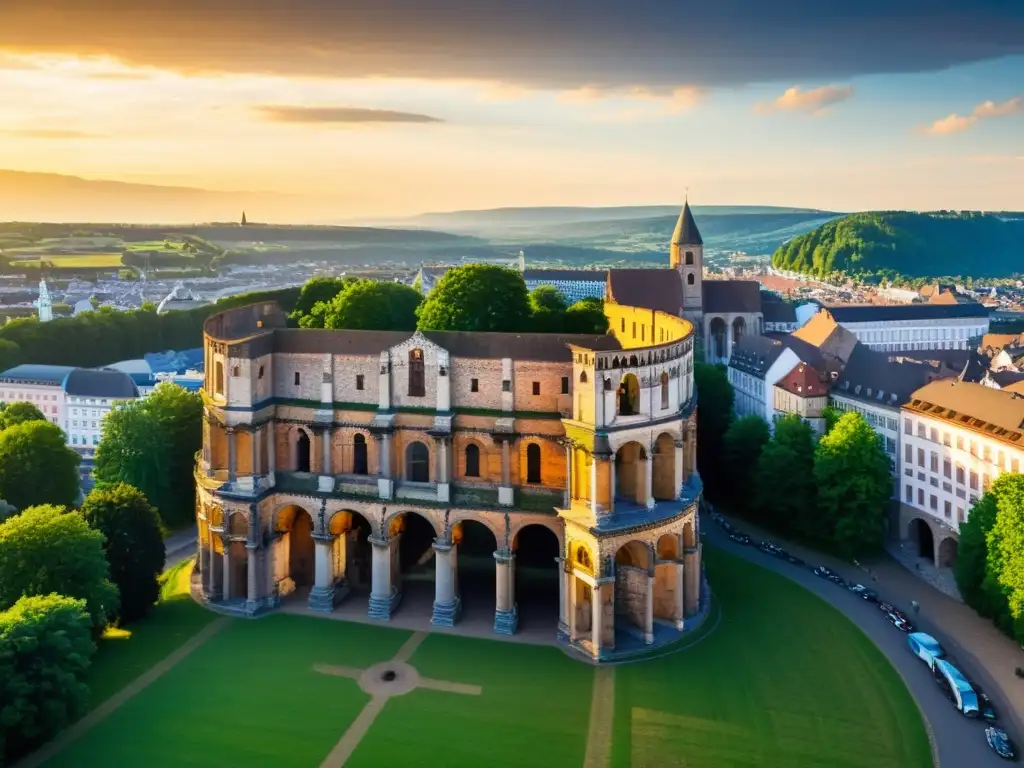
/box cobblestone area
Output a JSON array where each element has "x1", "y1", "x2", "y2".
[{"x1": 885, "y1": 541, "x2": 963, "y2": 602}]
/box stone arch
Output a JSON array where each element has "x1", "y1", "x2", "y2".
[
  {"x1": 513, "y1": 523, "x2": 561, "y2": 630},
  {"x1": 732, "y1": 317, "x2": 746, "y2": 346},
  {"x1": 452, "y1": 518, "x2": 499, "y2": 616},
  {"x1": 579, "y1": 370, "x2": 588, "y2": 383},
  {"x1": 290, "y1": 425, "x2": 313, "y2": 473},
  {"x1": 908, "y1": 517, "x2": 935, "y2": 561},
  {"x1": 656, "y1": 533, "x2": 679, "y2": 560},
  {"x1": 653, "y1": 432, "x2": 676, "y2": 501},
  {"x1": 615, "y1": 441, "x2": 647, "y2": 505},
  {"x1": 463, "y1": 440, "x2": 483, "y2": 479},
  {"x1": 660, "y1": 371, "x2": 670, "y2": 409},
  {"x1": 629, "y1": 354, "x2": 639, "y2": 367},
  {"x1": 329, "y1": 509, "x2": 373, "y2": 592},
  {"x1": 615, "y1": 540, "x2": 651, "y2": 570},
  {"x1": 214, "y1": 361, "x2": 225, "y2": 396},
  {"x1": 618, "y1": 373, "x2": 640, "y2": 416},
  {"x1": 276, "y1": 504, "x2": 315, "y2": 588},
  {"x1": 352, "y1": 433, "x2": 369, "y2": 475},
  {"x1": 392, "y1": 510, "x2": 441, "y2": 593},
  {"x1": 709, "y1": 317, "x2": 727, "y2": 360},
  {"x1": 228, "y1": 510, "x2": 248, "y2": 537},
  {"x1": 938, "y1": 536, "x2": 958, "y2": 568},
  {"x1": 615, "y1": 540, "x2": 652, "y2": 635},
  {"x1": 405, "y1": 440, "x2": 430, "y2": 482}
]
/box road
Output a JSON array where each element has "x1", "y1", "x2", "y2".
[
  {"x1": 705, "y1": 514, "x2": 1012, "y2": 768},
  {"x1": 164, "y1": 527, "x2": 197, "y2": 570}
]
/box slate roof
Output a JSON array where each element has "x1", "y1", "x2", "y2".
[
  {"x1": 63, "y1": 368, "x2": 139, "y2": 398},
  {"x1": 833, "y1": 345, "x2": 948, "y2": 408},
  {"x1": 671, "y1": 201, "x2": 703, "y2": 246},
  {"x1": 729, "y1": 335, "x2": 787, "y2": 378},
  {"x1": 702, "y1": 280, "x2": 763, "y2": 314},
  {"x1": 776, "y1": 362, "x2": 829, "y2": 398},
  {"x1": 606, "y1": 269, "x2": 683, "y2": 315},
  {"x1": 824, "y1": 303, "x2": 989, "y2": 323},
  {"x1": 0, "y1": 364, "x2": 75, "y2": 386},
  {"x1": 905, "y1": 380, "x2": 1024, "y2": 449},
  {"x1": 522, "y1": 269, "x2": 607, "y2": 283},
  {"x1": 761, "y1": 298, "x2": 797, "y2": 324}
]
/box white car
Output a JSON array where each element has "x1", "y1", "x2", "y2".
[{"x1": 907, "y1": 632, "x2": 944, "y2": 670}]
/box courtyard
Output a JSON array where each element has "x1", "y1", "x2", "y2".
[{"x1": 37, "y1": 547, "x2": 930, "y2": 768}]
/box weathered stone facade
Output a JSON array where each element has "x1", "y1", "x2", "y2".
[{"x1": 196, "y1": 299, "x2": 707, "y2": 662}]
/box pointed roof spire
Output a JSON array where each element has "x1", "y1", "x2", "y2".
[{"x1": 671, "y1": 199, "x2": 702, "y2": 246}]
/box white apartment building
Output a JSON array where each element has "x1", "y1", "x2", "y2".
[
  {"x1": 727, "y1": 336, "x2": 800, "y2": 423},
  {"x1": 822, "y1": 304, "x2": 990, "y2": 352},
  {"x1": 62, "y1": 369, "x2": 139, "y2": 452},
  {"x1": 0, "y1": 364, "x2": 73, "y2": 425},
  {"x1": 898, "y1": 380, "x2": 1024, "y2": 569}
]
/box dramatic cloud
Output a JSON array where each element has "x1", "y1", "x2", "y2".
[
  {"x1": 257, "y1": 106, "x2": 443, "y2": 125},
  {"x1": 755, "y1": 84, "x2": 854, "y2": 115},
  {"x1": 0, "y1": 2, "x2": 1021, "y2": 90},
  {"x1": 924, "y1": 95, "x2": 1022, "y2": 135},
  {"x1": 0, "y1": 128, "x2": 103, "y2": 139}
]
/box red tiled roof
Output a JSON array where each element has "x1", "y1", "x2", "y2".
[{"x1": 776, "y1": 362, "x2": 829, "y2": 397}]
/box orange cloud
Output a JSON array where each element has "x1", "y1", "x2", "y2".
[
  {"x1": 755, "y1": 84, "x2": 854, "y2": 116},
  {"x1": 923, "y1": 95, "x2": 1021, "y2": 135}
]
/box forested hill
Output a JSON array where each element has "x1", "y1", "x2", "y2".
[{"x1": 770, "y1": 211, "x2": 1024, "y2": 280}]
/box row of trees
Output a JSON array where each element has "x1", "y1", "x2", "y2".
[{"x1": 696, "y1": 362, "x2": 893, "y2": 556}]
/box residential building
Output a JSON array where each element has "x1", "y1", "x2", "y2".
[
  {"x1": 821, "y1": 303, "x2": 990, "y2": 352},
  {"x1": 898, "y1": 380, "x2": 1024, "y2": 568},
  {"x1": 63, "y1": 369, "x2": 139, "y2": 452},
  {"x1": 761, "y1": 297, "x2": 799, "y2": 333},
  {"x1": 0, "y1": 364, "x2": 72, "y2": 425},
  {"x1": 773, "y1": 362, "x2": 828, "y2": 435},
  {"x1": 728, "y1": 336, "x2": 800, "y2": 423}
]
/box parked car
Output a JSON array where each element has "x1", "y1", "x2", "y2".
[
  {"x1": 885, "y1": 610, "x2": 915, "y2": 632},
  {"x1": 758, "y1": 541, "x2": 784, "y2": 557},
  {"x1": 907, "y1": 633, "x2": 944, "y2": 670},
  {"x1": 728, "y1": 532, "x2": 751, "y2": 545},
  {"x1": 813, "y1": 566, "x2": 835, "y2": 580},
  {"x1": 986, "y1": 727, "x2": 1016, "y2": 761},
  {"x1": 848, "y1": 584, "x2": 879, "y2": 602},
  {"x1": 933, "y1": 659, "x2": 980, "y2": 717},
  {"x1": 977, "y1": 688, "x2": 999, "y2": 722}
]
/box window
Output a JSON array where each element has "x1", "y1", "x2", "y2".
[
  {"x1": 983, "y1": 474, "x2": 991, "y2": 492},
  {"x1": 1014, "y1": 458, "x2": 1021, "y2": 473},
  {"x1": 970, "y1": 471, "x2": 978, "y2": 490},
  {"x1": 930, "y1": 494, "x2": 938, "y2": 510},
  {"x1": 886, "y1": 437, "x2": 897, "y2": 455},
  {"x1": 905, "y1": 484, "x2": 913, "y2": 503},
  {"x1": 465, "y1": 444, "x2": 480, "y2": 477},
  {"x1": 944, "y1": 500, "x2": 951, "y2": 519},
  {"x1": 930, "y1": 427, "x2": 938, "y2": 443},
  {"x1": 532, "y1": 382, "x2": 540, "y2": 396},
  {"x1": 406, "y1": 441, "x2": 429, "y2": 482},
  {"x1": 502, "y1": 380, "x2": 511, "y2": 392},
  {"x1": 214, "y1": 361, "x2": 224, "y2": 395},
  {"x1": 294, "y1": 371, "x2": 301, "y2": 386},
  {"x1": 687, "y1": 273, "x2": 695, "y2": 285},
  {"x1": 917, "y1": 423, "x2": 925, "y2": 438},
  {"x1": 231, "y1": 365, "x2": 240, "y2": 377},
  {"x1": 526, "y1": 443, "x2": 541, "y2": 484},
  {"x1": 73, "y1": 408, "x2": 79, "y2": 416},
  {"x1": 685, "y1": 251, "x2": 694, "y2": 265},
  {"x1": 983, "y1": 445, "x2": 992, "y2": 462},
  {"x1": 998, "y1": 451, "x2": 1006, "y2": 470},
  {"x1": 470, "y1": 378, "x2": 479, "y2": 393},
  {"x1": 632, "y1": 322, "x2": 637, "y2": 338},
  {"x1": 641, "y1": 326, "x2": 645, "y2": 341},
  {"x1": 904, "y1": 444, "x2": 912, "y2": 464},
  {"x1": 561, "y1": 376, "x2": 569, "y2": 394},
  {"x1": 620, "y1": 319, "x2": 625, "y2": 332},
  {"x1": 258, "y1": 365, "x2": 264, "y2": 379},
  {"x1": 408, "y1": 349, "x2": 425, "y2": 397},
  {"x1": 957, "y1": 436, "x2": 964, "y2": 451},
  {"x1": 356, "y1": 374, "x2": 364, "y2": 391},
  {"x1": 353, "y1": 434, "x2": 368, "y2": 475},
  {"x1": 943, "y1": 481, "x2": 952, "y2": 493},
  {"x1": 918, "y1": 488, "x2": 924, "y2": 506},
  {"x1": 917, "y1": 448, "x2": 924, "y2": 468},
  {"x1": 942, "y1": 432, "x2": 951, "y2": 447},
  {"x1": 930, "y1": 451, "x2": 938, "y2": 472},
  {"x1": 956, "y1": 464, "x2": 965, "y2": 484},
  {"x1": 660, "y1": 371, "x2": 670, "y2": 409},
  {"x1": 958, "y1": 507, "x2": 966, "y2": 523},
  {"x1": 73, "y1": 420, "x2": 78, "y2": 427},
  {"x1": 943, "y1": 460, "x2": 951, "y2": 478}
]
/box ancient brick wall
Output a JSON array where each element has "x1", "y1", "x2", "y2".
[
  {"x1": 273, "y1": 353, "x2": 327, "y2": 402},
  {"x1": 332, "y1": 355, "x2": 380, "y2": 406},
  {"x1": 653, "y1": 562, "x2": 679, "y2": 621},
  {"x1": 449, "y1": 357, "x2": 504, "y2": 411}
]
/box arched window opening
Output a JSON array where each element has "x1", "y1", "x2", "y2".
[
  {"x1": 353, "y1": 433, "x2": 368, "y2": 475},
  {"x1": 406, "y1": 441, "x2": 429, "y2": 482},
  {"x1": 579, "y1": 370, "x2": 588, "y2": 383},
  {"x1": 526, "y1": 443, "x2": 541, "y2": 484},
  {"x1": 576, "y1": 546, "x2": 592, "y2": 570},
  {"x1": 687, "y1": 273, "x2": 695, "y2": 285},
  {"x1": 618, "y1": 374, "x2": 640, "y2": 416},
  {"x1": 660, "y1": 371, "x2": 670, "y2": 409},
  {"x1": 296, "y1": 430, "x2": 311, "y2": 473},
  {"x1": 465, "y1": 443, "x2": 481, "y2": 478},
  {"x1": 685, "y1": 251, "x2": 694, "y2": 265},
  {"x1": 408, "y1": 349, "x2": 425, "y2": 397},
  {"x1": 214, "y1": 361, "x2": 224, "y2": 396}
]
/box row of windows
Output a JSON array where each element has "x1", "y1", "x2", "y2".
[
  {"x1": 349, "y1": 371, "x2": 573, "y2": 397},
  {"x1": 71, "y1": 408, "x2": 104, "y2": 417},
  {"x1": 830, "y1": 400, "x2": 899, "y2": 434},
  {"x1": 905, "y1": 418, "x2": 1020, "y2": 470},
  {"x1": 70, "y1": 420, "x2": 99, "y2": 429},
  {"x1": 857, "y1": 326, "x2": 975, "y2": 343},
  {"x1": 70, "y1": 434, "x2": 99, "y2": 446},
  {"x1": 2, "y1": 391, "x2": 58, "y2": 402},
  {"x1": 905, "y1": 484, "x2": 969, "y2": 522},
  {"x1": 617, "y1": 318, "x2": 683, "y2": 344}
]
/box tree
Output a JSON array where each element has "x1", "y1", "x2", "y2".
[
  {"x1": 986, "y1": 474, "x2": 1024, "y2": 641},
  {"x1": 813, "y1": 412, "x2": 892, "y2": 556},
  {"x1": 722, "y1": 415, "x2": 771, "y2": 510},
  {"x1": 321, "y1": 280, "x2": 422, "y2": 331},
  {"x1": 416, "y1": 264, "x2": 532, "y2": 333},
  {"x1": 822, "y1": 405, "x2": 841, "y2": 435},
  {"x1": 0, "y1": 594, "x2": 95, "y2": 763},
  {"x1": 81, "y1": 484, "x2": 166, "y2": 623},
  {"x1": 754, "y1": 415, "x2": 817, "y2": 536},
  {"x1": 529, "y1": 285, "x2": 568, "y2": 314},
  {"x1": 955, "y1": 491, "x2": 1003, "y2": 620},
  {"x1": 0, "y1": 505, "x2": 118, "y2": 630},
  {"x1": 693, "y1": 362, "x2": 734, "y2": 503},
  {"x1": 0, "y1": 401, "x2": 46, "y2": 430},
  {"x1": 564, "y1": 297, "x2": 610, "y2": 335},
  {"x1": 288, "y1": 276, "x2": 354, "y2": 325},
  {"x1": 0, "y1": 420, "x2": 80, "y2": 510},
  {"x1": 94, "y1": 383, "x2": 202, "y2": 528}
]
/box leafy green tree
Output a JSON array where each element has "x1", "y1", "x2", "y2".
[
  {"x1": 693, "y1": 362, "x2": 733, "y2": 503},
  {"x1": 288, "y1": 276, "x2": 354, "y2": 325},
  {"x1": 987, "y1": 474, "x2": 1024, "y2": 641},
  {"x1": 822, "y1": 406, "x2": 841, "y2": 435},
  {"x1": 722, "y1": 415, "x2": 771, "y2": 510},
  {"x1": 81, "y1": 484, "x2": 166, "y2": 623},
  {"x1": 0, "y1": 505, "x2": 118, "y2": 630},
  {"x1": 564, "y1": 297, "x2": 610, "y2": 335},
  {"x1": 0, "y1": 401, "x2": 46, "y2": 430},
  {"x1": 0, "y1": 339, "x2": 21, "y2": 371},
  {"x1": 94, "y1": 383, "x2": 201, "y2": 528},
  {"x1": 955, "y1": 491, "x2": 1004, "y2": 620},
  {"x1": 754, "y1": 415, "x2": 817, "y2": 536},
  {"x1": 321, "y1": 280, "x2": 422, "y2": 331},
  {"x1": 0, "y1": 420, "x2": 80, "y2": 510},
  {"x1": 529, "y1": 285, "x2": 568, "y2": 314},
  {"x1": 814, "y1": 412, "x2": 892, "y2": 556},
  {"x1": 0, "y1": 594, "x2": 96, "y2": 763},
  {"x1": 417, "y1": 264, "x2": 532, "y2": 333}
]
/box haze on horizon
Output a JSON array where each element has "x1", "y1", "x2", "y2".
[{"x1": 0, "y1": 1, "x2": 1022, "y2": 222}]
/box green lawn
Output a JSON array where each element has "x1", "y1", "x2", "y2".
[
  {"x1": 42, "y1": 549, "x2": 930, "y2": 768},
  {"x1": 11, "y1": 253, "x2": 124, "y2": 268}
]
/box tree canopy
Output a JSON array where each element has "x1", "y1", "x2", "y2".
[
  {"x1": 813, "y1": 411, "x2": 893, "y2": 556},
  {"x1": 529, "y1": 285, "x2": 569, "y2": 314},
  {"x1": 0, "y1": 504, "x2": 118, "y2": 631},
  {"x1": 0, "y1": 401, "x2": 46, "y2": 430},
  {"x1": 722, "y1": 415, "x2": 771, "y2": 509},
  {"x1": 93, "y1": 383, "x2": 202, "y2": 528},
  {"x1": 81, "y1": 484, "x2": 166, "y2": 623},
  {"x1": 693, "y1": 362, "x2": 733, "y2": 503},
  {"x1": 986, "y1": 474, "x2": 1024, "y2": 640},
  {"x1": 753, "y1": 414, "x2": 817, "y2": 537},
  {"x1": 564, "y1": 297, "x2": 610, "y2": 335},
  {"x1": 315, "y1": 280, "x2": 422, "y2": 331},
  {"x1": 416, "y1": 264, "x2": 533, "y2": 333},
  {"x1": 0, "y1": 420, "x2": 80, "y2": 510},
  {"x1": 288, "y1": 276, "x2": 355, "y2": 325},
  {"x1": 955, "y1": 490, "x2": 1006, "y2": 627}
]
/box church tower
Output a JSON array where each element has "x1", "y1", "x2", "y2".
[
  {"x1": 669, "y1": 199, "x2": 703, "y2": 322},
  {"x1": 36, "y1": 278, "x2": 53, "y2": 323}
]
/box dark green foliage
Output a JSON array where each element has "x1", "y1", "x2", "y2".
[
  {"x1": 81, "y1": 484, "x2": 166, "y2": 623},
  {"x1": 771, "y1": 211, "x2": 1024, "y2": 280},
  {"x1": 564, "y1": 297, "x2": 610, "y2": 335},
  {"x1": 93, "y1": 383, "x2": 202, "y2": 529},
  {"x1": 694, "y1": 363, "x2": 733, "y2": 503},
  {"x1": 822, "y1": 406, "x2": 841, "y2": 435},
  {"x1": 417, "y1": 264, "x2": 533, "y2": 333},
  {"x1": 0, "y1": 594, "x2": 96, "y2": 763},
  {"x1": 722, "y1": 415, "x2": 771, "y2": 508},
  {"x1": 753, "y1": 415, "x2": 817, "y2": 536},
  {"x1": 288, "y1": 277, "x2": 355, "y2": 325},
  {"x1": 0, "y1": 505, "x2": 118, "y2": 630},
  {"x1": 984, "y1": 474, "x2": 1024, "y2": 640},
  {"x1": 318, "y1": 280, "x2": 423, "y2": 331},
  {"x1": 529, "y1": 286, "x2": 569, "y2": 314},
  {"x1": 0, "y1": 420, "x2": 80, "y2": 510},
  {"x1": 955, "y1": 492, "x2": 1005, "y2": 623},
  {"x1": 814, "y1": 412, "x2": 893, "y2": 556},
  {"x1": 0, "y1": 401, "x2": 46, "y2": 429}
]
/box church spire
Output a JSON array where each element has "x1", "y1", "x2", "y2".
[{"x1": 671, "y1": 200, "x2": 703, "y2": 246}]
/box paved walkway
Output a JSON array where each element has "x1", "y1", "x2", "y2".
[
  {"x1": 583, "y1": 667, "x2": 616, "y2": 768},
  {"x1": 164, "y1": 527, "x2": 197, "y2": 569},
  {"x1": 709, "y1": 515, "x2": 1013, "y2": 768}
]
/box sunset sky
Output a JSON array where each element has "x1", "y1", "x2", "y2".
[{"x1": 0, "y1": 1, "x2": 1022, "y2": 219}]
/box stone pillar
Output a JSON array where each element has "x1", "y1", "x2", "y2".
[
  {"x1": 436, "y1": 437, "x2": 450, "y2": 503},
  {"x1": 684, "y1": 548, "x2": 700, "y2": 616},
  {"x1": 222, "y1": 535, "x2": 232, "y2": 601},
  {"x1": 266, "y1": 421, "x2": 276, "y2": 486},
  {"x1": 368, "y1": 535, "x2": 397, "y2": 620},
  {"x1": 377, "y1": 433, "x2": 394, "y2": 500},
  {"x1": 202, "y1": 419, "x2": 212, "y2": 474},
  {"x1": 590, "y1": 456, "x2": 599, "y2": 516},
  {"x1": 308, "y1": 535, "x2": 335, "y2": 611},
  {"x1": 674, "y1": 439, "x2": 685, "y2": 498},
  {"x1": 318, "y1": 428, "x2": 334, "y2": 492},
  {"x1": 207, "y1": 534, "x2": 219, "y2": 599},
  {"x1": 494, "y1": 549, "x2": 518, "y2": 634},
  {"x1": 251, "y1": 428, "x2": 261, "y2": 476},
  {"x1": 498, "y1": 438, "x2": 513, "y2": 506},
  {"x1": 645, "y1": 453, "x2": 655, "y2": 509},
  {"x1": 644, "y1": 573, "x2": 655, "y2": 645},
  {"x1": 591, "y1": 583, "x2": 603, "y2": 659},
  {"x1": 227, "y1": 428, "x2": 237, "y2": 483},
  {"x1": 246, "y1": 541, "x2": 259, "y2": 613},
  {"x1": 430, "y1": 540, "x2": 460, "y2": 626},
  {"x1": 568, "y1": 575, "x2": 578, "y2": 641},
  {"x1": 563, "y1": 445, "x2": 572, "y2": 507},
  {"x1": 725, "y1": 322, "x2": 733, "y2": 363},
  {"x1": 557, "y1": 558, "x2": 570, "y2": 640},
  {"x1": 608, "y1": 458, "x2": 616, "y2": 515},
  {"x1": 674, "y1": 562, "x2": 685, "y2": 630}
]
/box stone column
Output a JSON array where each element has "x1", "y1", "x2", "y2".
[
  {"x1": 645, "y1": 453, "x2": 655, "y2": 509},
  {"x1": 608, "y1": 458, "x2": 616, "y2": 515},
  {"x1": 557, "y1": 558, "x2": 570, "y2": 640},
  {"x1": 227, "y1": 428, "x2": 237, "y2": 483},
  {"x1": 251, "y1": 427, "x2": 261, "y2": 476},
  {"x1": 563, "y1": 445, "x2": 572, "y2": 507},
  {"x1": 590, "y1": 456, "x2": 599, "y2": 516},
  {"x1": 674, "y1": 439, "x2": 685, "y2": 498},
  {"x1": 674, "y1": 562, "x2": 685, "y2": 630},
  {"x1": 494, "y1": 549, "x2": 518, "y2": 634},
  {"x1": 436, "y1": 437, "x2": 450, "y2": 503},
  {"x1": 498, "y1": 438, "x2": 513, "y2": 506},
  {"x1": 318, "y1": 428, "x2": 334, "y2": 492},
  {"x1": 644, "y1": 573, "x2": 655, "y2": 645},
  {"x1": 368, "y1": 535, "x2": 396, "y2": 620},
  {"x1": 246, "y1": 541, "x2": 259, "y2": 613},
  {"x1": 591, "y1": 583, "x2": 603, "y2": 659},
  {"x1": 308, "y1": 534, "x2": 335, "y2": 611},
  {"x1": 377, "y1": 433, "x2": 394, "y2": 500},
  {"x1": 683, "y1": 548, "x2": 700, "y2": 616},
  {"x1": 221, "y1": 535, "x2": 232, "y2": 601},
  {"x1": 202, "y1": 419, "x2": 212, "y2": 474},
  {"x1": 725, "y1": 322, "x2": 733, "y2": 363},
  {"x1": 207, "y1": 534, "x2": 218, "y2": 599},
  {"x1": 568, "y1": 575, "x2": 578, "y2": 641},
  {"x1": 266, "y1": 420, "x2": 276, "y2": 486},
  {"x1": 430, "y1": 540, "x2": 460, "y2": 626}
]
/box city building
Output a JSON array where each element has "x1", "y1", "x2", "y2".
[
  {"x1": 195, "y1": 299, "x2": 706, "y2": 662},
  {"x1": 899, "y1": 380, "x2": 1024, "y2": 568},
  {"x1": 63, "y1": 368, "x2": 139, "y2": 452},
  {"x1": 772, "y1": 362, "x2": 828, "y2": 435},
  {"x1": 761, "y1": 296, "x2": 799, "y2": 333},
  {"x1": 820, "y1": 303, "x2": 990, "y2": 352},
  {"x1": 0, "y1": 364, "x2": 71, "y2": 424}
]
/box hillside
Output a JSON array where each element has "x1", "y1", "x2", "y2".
[{"x1": 771, "y1": 211, "x2": 1024, "y2": 280}]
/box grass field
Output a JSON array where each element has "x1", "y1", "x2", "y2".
[
  {"x1": 10, "y1": 253, "x2": 124, "y2": 268},
  {"x1": 42, "y1": 549, "x2": 930, "y2": 768}
]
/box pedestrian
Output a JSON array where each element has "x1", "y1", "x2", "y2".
[{"x1": 911, "y1": 600, "x2": 920, "y2": 614}]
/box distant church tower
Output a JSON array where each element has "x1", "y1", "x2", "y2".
[
  {"x1": 36, "y1": 278, "x2": 53, "y2": 323},
  {"x1": 241, "y1": 211, "x2": 248, "y2": 226},
  {"x1": 517, "y1": 249, "x2": 526, "y2": 273},
  {"x1": 669, "y1": 198, "x2": 704, "y2": 323}
]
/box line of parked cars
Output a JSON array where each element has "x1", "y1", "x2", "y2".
[{"x1": 710, "y1": 510, "x2": 1017, "y2": 761}]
